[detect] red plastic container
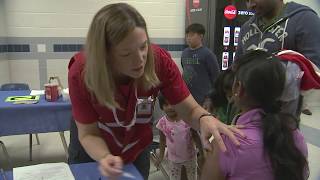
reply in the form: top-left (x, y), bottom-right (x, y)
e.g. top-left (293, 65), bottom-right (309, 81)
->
top-left (45, 84), bottom-right (59, 102)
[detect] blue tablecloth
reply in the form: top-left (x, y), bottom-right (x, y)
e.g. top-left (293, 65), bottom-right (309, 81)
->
top-left (0, 91), bottom-right (72, 136)
top-left (0, 162), bottom-right (143, 180)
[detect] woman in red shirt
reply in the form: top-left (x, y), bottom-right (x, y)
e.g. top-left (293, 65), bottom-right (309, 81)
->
top-left (68, 3), bottom-right (243, 179)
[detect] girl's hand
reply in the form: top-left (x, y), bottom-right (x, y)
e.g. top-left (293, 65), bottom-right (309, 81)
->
top-left (99, 154), bottom-right (123, 179)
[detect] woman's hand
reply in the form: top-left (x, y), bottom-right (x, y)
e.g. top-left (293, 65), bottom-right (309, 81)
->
top-left (99, 154), bottom-right (123, 179)
top-left (200, 116), bottom-right (245, 152)
top-left (173, 95), bottom-right (245, 153)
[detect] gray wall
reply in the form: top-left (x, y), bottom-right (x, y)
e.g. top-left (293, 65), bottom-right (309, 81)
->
top-left (0, 0), bottom-right (10, 85)
top-left (0, 0), bottom-right (7, 36)
top-left (0, 0), bottom-right (186, 89)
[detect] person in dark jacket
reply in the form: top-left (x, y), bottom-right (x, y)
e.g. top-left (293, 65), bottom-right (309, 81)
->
top-left (236, 0), bottom-right (320, 117)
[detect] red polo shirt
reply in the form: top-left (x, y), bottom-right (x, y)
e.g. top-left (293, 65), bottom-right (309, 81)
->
top-left (68, 45), bottom-right (190, 163)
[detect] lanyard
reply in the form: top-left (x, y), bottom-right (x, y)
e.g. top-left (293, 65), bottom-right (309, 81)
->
top-left (111, 86), bottom-right (137, 130)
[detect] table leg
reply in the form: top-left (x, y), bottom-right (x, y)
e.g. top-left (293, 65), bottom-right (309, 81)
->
top-left (35, 134), bottom-right (40, 145)
top-left (59, 132), bottom-right (69, 159)
top-left (29, 134), bottom-right (32, 161)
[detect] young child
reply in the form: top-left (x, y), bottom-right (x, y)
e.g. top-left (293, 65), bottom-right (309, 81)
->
top-left (156, 93), bottom-right (203, 180)
top-left (201, 50), bottom-right (309, 180)
top-left (181, 23), bottom-right (220, 105)
top-left (204, 68), bottom-right (238, 125)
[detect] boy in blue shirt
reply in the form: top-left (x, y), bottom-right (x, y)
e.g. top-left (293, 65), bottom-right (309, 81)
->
top-left (181, 23), bottom-right (220, 105)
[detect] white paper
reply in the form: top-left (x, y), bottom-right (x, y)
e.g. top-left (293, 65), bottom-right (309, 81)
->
top-left (62, 88), bottom-right (69, 94)
top-left (123, 172), bottom-right (135, 179)
top-left (13, 163), bottom-right (75, 180)
top-left (62, 88), bottom-right (70, 101)
top-left (30, 90), bottom-right (45, 96)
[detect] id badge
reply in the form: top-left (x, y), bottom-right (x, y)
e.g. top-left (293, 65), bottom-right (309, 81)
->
top-left (136, 96), bottom-right (154, 117)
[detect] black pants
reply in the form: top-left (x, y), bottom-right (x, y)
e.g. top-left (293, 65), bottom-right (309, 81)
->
top-left (68, 119), bottom-right (150, 179)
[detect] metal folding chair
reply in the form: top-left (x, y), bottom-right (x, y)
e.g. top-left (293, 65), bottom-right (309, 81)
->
top-left (149, 140), bottom-right (169, 180)
top-left (0, 141), bottom-right (12, 168)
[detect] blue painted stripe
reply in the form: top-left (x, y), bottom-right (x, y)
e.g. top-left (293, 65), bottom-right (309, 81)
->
top-left (53, 44), bottom-right (83, 52)
top-left (300, 124), bottom-right (320, 148)
top-left (0, 44), bottom-right (8, 53)
top-left (53, 44), bottom-right (186, 52)
top-left (1, 43), bottom-right (186, 53)
top-left (0, 44), bottom-right (30, 53)
top-left (158, 44), bottom-right (187, 52)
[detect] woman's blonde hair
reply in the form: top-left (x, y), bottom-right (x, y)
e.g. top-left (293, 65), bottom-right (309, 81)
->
top-left (84, 3), bottom-right (159, 108)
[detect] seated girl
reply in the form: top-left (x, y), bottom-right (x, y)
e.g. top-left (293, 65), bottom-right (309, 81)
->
top-left (201, 50), bottom-right (309, 180)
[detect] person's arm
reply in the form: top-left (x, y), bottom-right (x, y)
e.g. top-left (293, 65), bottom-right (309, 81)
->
top-left (68, 54), bottom-right (122, 178)
top-left (181, 49), bottom-right (186, 69)
top-left (154, 45), bottom-right (244, 152)
top-left (156, 131), bottom-right (166, 167)
top-left (295, 10), bottom-right (320, 68)
top-left (76, 121), bottom-right (123, 177)
top-left (191, 129), bottom-right (205, 169)
top-left (155, 116), bottom-right (167, 166)
top-left (173, 95), bottom-right (244, 152)
top-left (76, 121), bottom-right (111, 161)
top-left (205, 52), bottom-right (220, 87)
top-left (234, 24), bottom-right (245, 62)
top-left (181, 57), bottom-right (184, 70)
top-left (201, 142), bottom-right (225, 180)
